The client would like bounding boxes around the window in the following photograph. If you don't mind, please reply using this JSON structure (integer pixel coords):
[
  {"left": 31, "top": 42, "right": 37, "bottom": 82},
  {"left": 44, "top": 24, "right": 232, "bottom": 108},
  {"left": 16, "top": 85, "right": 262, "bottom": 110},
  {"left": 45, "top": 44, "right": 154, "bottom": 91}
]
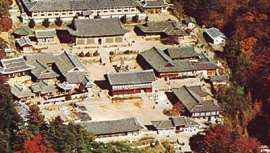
[
  {"left": 111, "top": 10, "right": 115, "bottom": 12},
  {"left": 124, "top": 9, "right": 128, "bottom": 12},
  {"left": 62, "top": 12, "right": 66, "bottom": 15},
  {"left": 87, "top": 38, "right": 95, "bottom": 44},
  {"left": 117, "top": 10, "right": 122, "bottom": 12},
  {"left": 48, "top": 13, "right": 52, "bottom": 16},
  {"left": 76, "top": 39, "right": 85, "bottom": 45},
  {"left": 115, "top": 37, "right": 123, "bottom": 43},
  {"left": 41, "top": 14, "right": 45, "bottom": 16},
  {"left": 69, "top": 12, "right": 73, "bottom": 15},
  {"left": 55, "top": 13, "right": 59, "bottom": 16},
  {"left": 105, "top": 38, "right": 114, "bottom": 43}
]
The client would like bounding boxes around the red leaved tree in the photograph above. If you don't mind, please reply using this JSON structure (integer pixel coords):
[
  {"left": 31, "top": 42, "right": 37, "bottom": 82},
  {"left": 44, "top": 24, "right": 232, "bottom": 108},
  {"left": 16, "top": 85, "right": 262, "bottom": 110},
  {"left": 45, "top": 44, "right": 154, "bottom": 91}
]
[
  {"left": 15, "top": 134, "right": 55, "bottom": 153},
  {"left": 0, "top": 17, "right": 12, "bottom": 32}
]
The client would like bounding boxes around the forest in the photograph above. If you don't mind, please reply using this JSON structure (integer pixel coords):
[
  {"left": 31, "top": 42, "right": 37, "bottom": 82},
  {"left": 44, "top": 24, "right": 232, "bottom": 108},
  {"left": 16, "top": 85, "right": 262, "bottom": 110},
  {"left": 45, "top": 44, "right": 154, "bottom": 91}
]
[
  {"left": 0, "top": 0, "right": 270, "bottom": 152},
  {"left": 172, "top": 0, "right": 270, "bottom": 152},
  {"left": 0, "top": 1, "right": 144, "bottom": 153}
]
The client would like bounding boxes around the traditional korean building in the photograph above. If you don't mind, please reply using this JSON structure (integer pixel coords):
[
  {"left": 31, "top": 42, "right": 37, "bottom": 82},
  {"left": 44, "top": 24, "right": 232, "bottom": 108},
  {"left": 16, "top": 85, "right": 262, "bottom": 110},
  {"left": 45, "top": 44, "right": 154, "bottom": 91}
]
[
  {"left": 204, "top": 27, "right": 226, "bottom": 45},
  {"left": 137, "top": 47, "right": 220, "bottom": 79},
  {"left": 19, "top": 0, "right": 145, "bottom": 24},
  {"left": 10, "top": 84, "right": 35, "bottom": 101},
  {"left": 68, "top": 18, "right": 128, "bottom": 48},
  {"left": 208, "top": 75, "right": 229, "bottom": 87},
  {"left": 16, "top": 37, "right": 33, "bottom": 53},
  {"left": 34, "top": 29, "right": 58, "bottom": 45},
  {"left": 106, "top": 70, "right": 156, "bottom": 96},
  {"left": 139, "top": 0, "right": 171, "bottom": 14},
  {"left": 55, "top": 51, "right": 93, "bottom": 97},
  {"left": 0, "top": 57, "right": 33, "bottom": 78},
  {"left": 25, "top": 53, "right": 60, "bottom": 81},
  {"left": 151, "top": 119, "right": 174, "bottom": 135},
  {"left": 172, "top": 85, "right": 221, "bottom": 118},
  {"left": 151, "top": 117, "right": 200, "bottom": 134},
  {"left": 30, "top": 81, "right": 58, "bottom": 97},
  {"left": 6, "top": 51, "right": 93, "bottom": 102},
  {"left": 78, "top": 118, "right": 143, "bottom": 138},
  {"left": 134, "top": 21, "right": 187, "bottom": 43}
]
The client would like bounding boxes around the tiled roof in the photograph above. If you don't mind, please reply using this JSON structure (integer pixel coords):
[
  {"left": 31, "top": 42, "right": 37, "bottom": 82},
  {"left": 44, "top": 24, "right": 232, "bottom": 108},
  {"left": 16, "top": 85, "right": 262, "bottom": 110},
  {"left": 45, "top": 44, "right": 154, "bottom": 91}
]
[
  {"left": 171, "top": 117, "right": 199, "bottom": 127},
  {"left": 30, "top": 81, "right": 57, "bottom": 94},
  {"left": 79, "top": 118, "right": 143, "bottom": 135},
  {"left": 151, "top": 117, "right": 200, "bottom": 129},
  {"left": 135, "top": 21, "right": 187, "bottom": 36},
  {"left": 205, "top": 27, "right": 226, "bottom": 39},
  {"left": 106, "top": 70, "right": 156, "bottom": 86},
  {"left": 68, "top": 18, "right": 128, "bottom": 37},
  {"left": 151, "top": 120, "right": 174, "bottom": 129},
  {"left": 35, "top": 29, "right": 56, "bottom": 39},
  {"left": 10, "top": 84, "right": 34, "bottom": 98},
  {"left": 142, "top": 0, "right": 168, "bottom": 8},
  {"left": 165, "top": 47, "right": 199, "bottom": 60},
  {"left": 56, "top": 51, "right": 87, "bottom": 76},
  {"left": 139, "top": 47, "right": 219, "bottom": 73},
  {"left": 21, "top": 0, "right": 137, "bottom": 12},
  {"left": 25, "top": 53, "right": 59, "bottom": 80},
  {"left": 209, "top": 75, "right": 228, "bottom": 82},
  {"left": 172, "top": 86, "right": 221, "bottom": 113},
  {"left": 0, "top": 57, "right": 32, "bottom": 75},
  {"left": 16, "top": 37, "right": 32, "bottom": 47}
]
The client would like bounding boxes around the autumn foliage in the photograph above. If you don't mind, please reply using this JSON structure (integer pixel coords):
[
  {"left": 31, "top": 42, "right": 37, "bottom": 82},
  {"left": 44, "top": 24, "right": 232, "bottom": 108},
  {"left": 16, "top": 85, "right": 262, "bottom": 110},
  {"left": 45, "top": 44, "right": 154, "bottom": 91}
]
[
  {"left": 16, "top": 134, "right": 55, "bottom": 153},
  {"left": 190, "top": 125, "right": 261, "bottom": 153},
  {"left": 0, "top": 17, "right": 12, "bottom": 32},
  {"left": 0, "top": 0, "right": 13, "bottom": 32},
  {"left": 175, "top": 0, "right": 270, "bottom": 145}
]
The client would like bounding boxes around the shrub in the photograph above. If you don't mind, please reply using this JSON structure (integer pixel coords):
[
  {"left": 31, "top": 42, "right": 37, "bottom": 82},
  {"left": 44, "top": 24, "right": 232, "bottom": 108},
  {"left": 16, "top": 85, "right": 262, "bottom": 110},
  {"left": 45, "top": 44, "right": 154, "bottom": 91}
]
[
  {"left": 55, "top": 17, "right": 63, "bottom": 27},
  {"left": 28, "top": 19, "right": 35, "bottom": 28},
  {"left": 42, "top": 19, "right": 50, "bottom": 28}
]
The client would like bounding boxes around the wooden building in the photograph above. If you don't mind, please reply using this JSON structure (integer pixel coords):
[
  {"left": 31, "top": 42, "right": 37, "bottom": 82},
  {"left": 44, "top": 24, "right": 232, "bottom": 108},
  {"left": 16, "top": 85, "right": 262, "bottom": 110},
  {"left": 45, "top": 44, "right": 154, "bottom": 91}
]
[
  {"left": 78, "top": 118, "right": 143, "bottom": 138},
  {"left": 172, "top": 85, "right": 221, "bottom": 118},
  {"left": 208, "top": 75, "right": 229, "bottom": 87},
  {"left": 106, "top": 70, "right": 156, "bottom": 96},
  {"left": 151, "top": 117, "right": 200, "bottom": 134},
  {"left": 137, "top": 47, "right": 220, "bottom": 79},
  {"left": 139, "top": 0, "right": 171, "bottom": 14},
  {"left": 134, "top": 21, "right": 187, "bottom": 44},
  {"left": 34, "top": 29, "right": 58, "bottom": 45},
  {"left": 16, "top": 37, "right": 33, "bottom": 53},
  {"left": 19, "top": 0, "right": 145, "bottom": 24},
  {"left": 204, "top": 27, "right": 226, "bottom": 45},
  {"left": 0, "top": 57, "right": 32, "bottom": 78},
  {"left": 68, "top": 18, "right": 128, "bottom": 48},
  {"left": 6, "top": 51, "right": 93, "bottom": 102}
]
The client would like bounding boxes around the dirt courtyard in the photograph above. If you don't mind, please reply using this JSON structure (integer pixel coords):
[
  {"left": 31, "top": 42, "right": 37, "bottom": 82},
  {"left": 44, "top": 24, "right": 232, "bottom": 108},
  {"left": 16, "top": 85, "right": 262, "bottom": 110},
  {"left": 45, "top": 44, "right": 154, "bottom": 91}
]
[{"left": 81, "top": 97, "right": 170, "bottom": 125}]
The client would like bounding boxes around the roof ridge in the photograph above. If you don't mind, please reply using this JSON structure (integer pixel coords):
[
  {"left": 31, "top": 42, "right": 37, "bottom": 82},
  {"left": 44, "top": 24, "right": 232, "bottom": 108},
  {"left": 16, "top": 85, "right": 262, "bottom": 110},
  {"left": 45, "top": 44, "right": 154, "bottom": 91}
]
[
  {"left": 184, "top": 85, "right": 202, "bottom": 104},
  {"left": 153, "top": 47, "right": 175, "bottom": 66}
]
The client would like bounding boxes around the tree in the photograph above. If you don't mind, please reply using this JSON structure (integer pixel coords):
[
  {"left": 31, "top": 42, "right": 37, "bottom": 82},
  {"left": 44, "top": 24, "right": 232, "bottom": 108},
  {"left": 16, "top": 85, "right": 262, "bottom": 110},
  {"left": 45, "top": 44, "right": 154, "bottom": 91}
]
[
  {"left": 55, "top": 17, "right": 63, "bottom": 27},
  {"left": 145, "top": 16, "right": 149, "bottom": 22},
  {"left": 28, "top": 19, "right": 35, "bottom": 28},
  {"left": 0, "top": 0, "right": 12, "bottom": 17},
  {"left": 26, "top": 105, "right": 47, "bottom": 134},
  {"left": 42, "top": 19, "right": 50, "bottom": 28},
  {"left": 132, "top": 15, "right": 139, "bottom": 23},
  {"left": 0, "top": 17, "right": 12, "bottom": 32},
  {"left": 189, "top": 125, "right": 260, "bottom": 153},
  {"left": 42, "top": 116, "right": 95, "bottom": 153},
  {"left": 120, "top": 15, "right": 127, "bottom": 23},
  {"left": 15, "top": 134, "right": 55, "bottom": 153}
]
